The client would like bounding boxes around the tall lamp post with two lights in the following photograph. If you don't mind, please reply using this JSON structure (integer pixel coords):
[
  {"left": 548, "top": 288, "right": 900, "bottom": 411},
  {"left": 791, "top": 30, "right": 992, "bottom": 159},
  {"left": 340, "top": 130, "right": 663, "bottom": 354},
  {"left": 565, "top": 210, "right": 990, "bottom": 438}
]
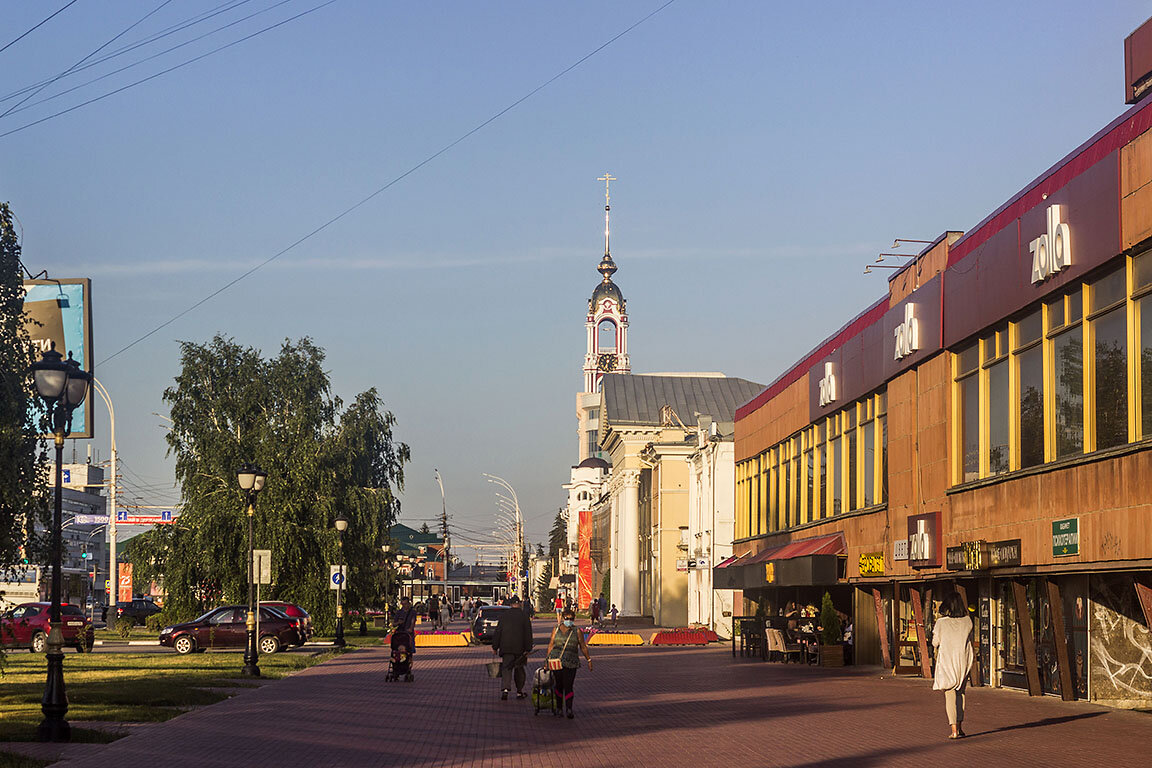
[
  {"left": 29, "top": 344, "right": 91, "bottom": 743},
  {"left": 334, "top": 512, "right": 348, "bottom": 648},
  {"left": 237, "top": 464, "right": 266, "bottom": 677}
]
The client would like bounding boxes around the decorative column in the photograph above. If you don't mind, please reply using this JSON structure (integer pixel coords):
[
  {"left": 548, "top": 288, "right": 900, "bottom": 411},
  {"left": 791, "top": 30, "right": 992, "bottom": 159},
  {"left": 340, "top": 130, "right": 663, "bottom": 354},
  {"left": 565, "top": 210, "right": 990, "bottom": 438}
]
[{"left": 620, "top": 471, "right": 641, "bottom": 616}]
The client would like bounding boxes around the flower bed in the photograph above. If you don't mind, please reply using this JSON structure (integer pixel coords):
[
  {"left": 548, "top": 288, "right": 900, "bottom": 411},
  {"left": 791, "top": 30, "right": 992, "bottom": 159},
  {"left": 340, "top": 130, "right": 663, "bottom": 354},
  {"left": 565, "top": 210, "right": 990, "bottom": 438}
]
[
  {"left": 650, "top": 628, "right": 718, "bottom": 645},
  {"left": 586, "top": 631, "right": 644, "bottom": 646},
  {"left": 383, "top": 631, "right": 471, "bottom": 647}
]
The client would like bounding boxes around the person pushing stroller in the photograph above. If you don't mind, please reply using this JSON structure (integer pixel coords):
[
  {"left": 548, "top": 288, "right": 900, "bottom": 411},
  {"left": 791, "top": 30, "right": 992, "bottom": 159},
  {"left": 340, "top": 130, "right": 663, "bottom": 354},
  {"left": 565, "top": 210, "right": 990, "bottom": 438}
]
[{"left": 388, "top": 595, "right": 418, "bottom": 682}]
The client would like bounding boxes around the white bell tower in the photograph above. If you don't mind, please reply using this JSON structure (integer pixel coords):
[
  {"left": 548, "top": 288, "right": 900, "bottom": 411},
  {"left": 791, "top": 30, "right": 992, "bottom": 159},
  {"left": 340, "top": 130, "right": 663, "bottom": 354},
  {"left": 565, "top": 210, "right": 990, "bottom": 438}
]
[{"left": 583, "top": 173, "right": 630, "bottom": 394}]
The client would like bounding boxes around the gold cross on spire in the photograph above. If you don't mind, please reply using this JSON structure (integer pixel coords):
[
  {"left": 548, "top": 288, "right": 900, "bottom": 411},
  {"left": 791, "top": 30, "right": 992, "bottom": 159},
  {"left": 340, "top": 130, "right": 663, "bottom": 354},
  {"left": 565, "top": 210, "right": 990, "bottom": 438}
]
[{"left": 597, "top": 172, "right": 616, "bottom": 256}]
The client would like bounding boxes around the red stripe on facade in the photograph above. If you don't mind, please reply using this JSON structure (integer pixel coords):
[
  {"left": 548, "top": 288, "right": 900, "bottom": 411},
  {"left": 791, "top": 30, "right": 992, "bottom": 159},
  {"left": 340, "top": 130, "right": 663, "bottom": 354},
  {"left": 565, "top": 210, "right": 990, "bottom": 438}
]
[
  {"left": 736, "top": 299, "right": 888, "bottom": 421},
  {"left": 948, "top": 98, "right": 1152, "bottom": 267}
]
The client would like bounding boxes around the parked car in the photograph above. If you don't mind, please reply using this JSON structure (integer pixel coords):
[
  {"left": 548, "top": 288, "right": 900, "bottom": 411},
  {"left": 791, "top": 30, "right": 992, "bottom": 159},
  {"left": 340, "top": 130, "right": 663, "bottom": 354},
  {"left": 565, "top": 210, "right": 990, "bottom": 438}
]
[
  {"left": 116, "top": 598, "right": 162, "bottom": 625},
  {"left": 259, "top": 601, "right": 312, "bottom": 643},
  {"left": 159, "top": 605, "right": 304, "bottom": 655},
  {"left": 0, "top": 602, "right": 94, "bottom": 653},
  {"left": 471, "top": 605, "right": 511, "bottom": 644}
]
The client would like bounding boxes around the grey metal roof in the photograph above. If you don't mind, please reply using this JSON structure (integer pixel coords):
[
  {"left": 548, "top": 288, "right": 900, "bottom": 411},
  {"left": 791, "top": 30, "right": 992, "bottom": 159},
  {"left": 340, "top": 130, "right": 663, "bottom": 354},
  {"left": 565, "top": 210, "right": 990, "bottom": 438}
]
[{"left": 601, "top": 374, "right": 765, "bottom": 427}]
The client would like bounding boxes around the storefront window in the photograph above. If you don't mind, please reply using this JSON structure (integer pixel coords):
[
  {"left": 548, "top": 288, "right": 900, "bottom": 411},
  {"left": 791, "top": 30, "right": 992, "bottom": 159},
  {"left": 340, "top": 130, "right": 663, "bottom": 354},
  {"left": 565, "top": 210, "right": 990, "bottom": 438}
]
[
  {"left": 806, "top": 444, "right": 816, "bottom": 522},
  {"left": 1093, "top": 306, "right": 1128, "bottom": 449},
  {"left": 862, "top": 418, "right": 875, "bottom": 506},
  {"left": 988, "top": 358, "right": 1009, "bottom": 475},
  {"left": 1140, "top": 295, "right": 1152, "bottom": 438},
  {"left": 846, "top": 414, "right": 858, "bottom": 510},
  {"left": 960, "top": 375, "right": 979, "bottom": 481},
  {"left": 1053, "top": 326, "right": 1084, "bottom": 458},
  {"left": 830, "top": 430, "right": 842, "bottom": 516},
  {"left": 1015, "top": 308, "right": 1045, "bottom": 469},
  {"left": 790, "top": 438, "right": 800, "bottom": 526}
]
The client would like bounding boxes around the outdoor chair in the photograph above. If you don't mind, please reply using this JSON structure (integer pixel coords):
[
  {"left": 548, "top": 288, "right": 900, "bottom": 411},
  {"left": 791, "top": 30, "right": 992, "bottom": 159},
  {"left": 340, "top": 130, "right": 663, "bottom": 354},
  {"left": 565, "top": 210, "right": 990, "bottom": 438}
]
[
  {"left": 771, "top": 629, "right": 803, "bottom": 663},
  {"left": 739, "top": 619, "right": 766, "bottom": 659}
]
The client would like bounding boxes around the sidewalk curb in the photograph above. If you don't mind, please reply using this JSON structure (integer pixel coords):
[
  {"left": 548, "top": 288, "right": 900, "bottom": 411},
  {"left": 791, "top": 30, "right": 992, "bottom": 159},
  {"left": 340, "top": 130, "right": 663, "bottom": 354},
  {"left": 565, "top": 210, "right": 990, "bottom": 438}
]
[{"left": 93, "top": 640, "right": 158, "bottom": 646}]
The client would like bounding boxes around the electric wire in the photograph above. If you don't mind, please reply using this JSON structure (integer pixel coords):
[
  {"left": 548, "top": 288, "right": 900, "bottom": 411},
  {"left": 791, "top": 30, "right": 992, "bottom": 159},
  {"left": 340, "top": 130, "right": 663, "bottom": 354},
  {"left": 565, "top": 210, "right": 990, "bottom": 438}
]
[
  {"left": 90, "top": 0, "right": 678, "bottom": 366},
  {"left": 4, "top": 0, "right": 292, "bottom": 115},
  {"left": 0, "top": 0, "right": 253, "bottom": 103},
  {"left": 0, "top": 0, "right": 334, "bottom": 137},
  {"left": 0, "top": 0, "right": 81, "bottom": 56},
  {"left": 0, "top": 0, "right": 176, "bottom": 120}
]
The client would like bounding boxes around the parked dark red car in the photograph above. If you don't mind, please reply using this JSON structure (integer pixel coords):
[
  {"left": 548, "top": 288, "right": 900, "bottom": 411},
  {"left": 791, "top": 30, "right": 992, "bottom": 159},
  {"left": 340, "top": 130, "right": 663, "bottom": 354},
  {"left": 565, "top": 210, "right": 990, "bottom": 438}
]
[
  {"left": 259, "top": 601, "right": 313, "bottom": 643},
  {"left": 0, "top": 602, "right": 94, "bottom": 653},
  {"left": 158, "top": 605, "right": 303, "bottom": 655}
]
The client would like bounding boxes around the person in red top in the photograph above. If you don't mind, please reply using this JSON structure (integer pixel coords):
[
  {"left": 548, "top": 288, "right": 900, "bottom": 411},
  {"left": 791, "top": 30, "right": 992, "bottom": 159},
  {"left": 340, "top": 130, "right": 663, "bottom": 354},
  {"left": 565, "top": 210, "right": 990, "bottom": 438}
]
[{"left": 553, "top": 592, "right": 564, "bottom": 624}]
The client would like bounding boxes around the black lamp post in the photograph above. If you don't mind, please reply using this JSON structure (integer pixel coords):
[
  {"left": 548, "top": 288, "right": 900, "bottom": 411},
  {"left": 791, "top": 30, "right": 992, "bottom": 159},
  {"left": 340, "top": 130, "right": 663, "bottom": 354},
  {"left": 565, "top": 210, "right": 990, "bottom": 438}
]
[
  {"left": 237, "top": 463, "right": 266, "bottom": 676},
  {"left": 334, "top": 512, "right": 348, "bottom": 648},
  {"left": 29, "top": 344, "right": 91, "bottom": 743}
]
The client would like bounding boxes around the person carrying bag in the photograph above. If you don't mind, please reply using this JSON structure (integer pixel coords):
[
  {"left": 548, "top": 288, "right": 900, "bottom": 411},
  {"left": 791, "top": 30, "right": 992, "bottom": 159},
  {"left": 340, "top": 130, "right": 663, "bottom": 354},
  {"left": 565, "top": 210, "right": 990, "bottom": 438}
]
[{"left": 545, "top": 608, "right": 593, "bottom": 719}]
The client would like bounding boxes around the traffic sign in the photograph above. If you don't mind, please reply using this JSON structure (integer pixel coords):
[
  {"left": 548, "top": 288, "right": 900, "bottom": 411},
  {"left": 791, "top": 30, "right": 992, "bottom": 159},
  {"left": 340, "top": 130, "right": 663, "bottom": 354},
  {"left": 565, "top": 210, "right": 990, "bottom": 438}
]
[
  {"left": 253, "top": 550, "right": 272, "bottom": 585},
  {"left": 118, "top": 515, "right": 177, "bottom": 526},
  {"left": 73, "top": 514, "right": 108, "bottom": 525},
  {"left": 329, "top": 565, "right": 346, "bottom": 590}
]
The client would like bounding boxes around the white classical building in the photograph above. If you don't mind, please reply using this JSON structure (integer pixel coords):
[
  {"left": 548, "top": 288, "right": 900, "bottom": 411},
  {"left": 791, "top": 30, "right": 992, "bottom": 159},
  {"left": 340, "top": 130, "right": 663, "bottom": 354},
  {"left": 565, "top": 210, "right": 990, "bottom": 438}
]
[{"left": 687, "top": 417, "right": 738, "bottom": 639}]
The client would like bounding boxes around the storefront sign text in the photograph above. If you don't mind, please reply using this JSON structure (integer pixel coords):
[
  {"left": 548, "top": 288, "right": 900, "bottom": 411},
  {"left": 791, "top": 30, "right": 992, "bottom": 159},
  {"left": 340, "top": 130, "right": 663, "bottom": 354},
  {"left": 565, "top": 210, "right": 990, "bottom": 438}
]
[
  {"left": 764, "top": 562, "right": 776, "bottom": 584},
  {"left": 1052, "top": 518, "right": 1079, "bottom": 557},
  {"left": 893, "top": 303, "right": 919, "bottom": 360},
  {"left": 818, "top": 362, "right": 837, "bottom": 407},
  {"left": 1030, "top": 204, "right": 1072, "bottom": 285},
  {"left": 859, "top": 551, "right": 885, "bottom": 577},
  {"left": 893, "top": 539, "right": 908, "bottom": 561},
  {"left": 987, "top": 539, "right": 1021, "bottom": 567}
]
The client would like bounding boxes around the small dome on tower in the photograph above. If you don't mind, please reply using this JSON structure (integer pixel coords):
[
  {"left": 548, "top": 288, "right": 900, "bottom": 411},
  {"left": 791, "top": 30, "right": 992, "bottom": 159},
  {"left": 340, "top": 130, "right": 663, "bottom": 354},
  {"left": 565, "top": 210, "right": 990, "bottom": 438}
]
[
  {"left": 576, "top": 456, "right": 610, "bottom": 470},
  {"left": 590, "top": 278, "right": 625, "bottom": 313}
]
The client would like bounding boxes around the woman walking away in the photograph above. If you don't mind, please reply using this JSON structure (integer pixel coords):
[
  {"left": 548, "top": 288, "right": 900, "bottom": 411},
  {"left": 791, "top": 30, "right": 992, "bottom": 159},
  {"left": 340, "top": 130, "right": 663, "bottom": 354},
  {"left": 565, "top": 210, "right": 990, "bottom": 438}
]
[
  {"left": 932, "top": 591, "right": 975, "bottom": 739},
  {"left": 546, "top": 609, "right": 593, "bottom": 719}
]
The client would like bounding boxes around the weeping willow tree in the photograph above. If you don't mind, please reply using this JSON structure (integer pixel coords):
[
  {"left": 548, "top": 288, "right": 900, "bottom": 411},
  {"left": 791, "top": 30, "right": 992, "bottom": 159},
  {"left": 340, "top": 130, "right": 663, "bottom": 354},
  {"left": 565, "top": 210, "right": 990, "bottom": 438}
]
[{"left": 131, "top": 335, "right": 409, "bottom": 632}]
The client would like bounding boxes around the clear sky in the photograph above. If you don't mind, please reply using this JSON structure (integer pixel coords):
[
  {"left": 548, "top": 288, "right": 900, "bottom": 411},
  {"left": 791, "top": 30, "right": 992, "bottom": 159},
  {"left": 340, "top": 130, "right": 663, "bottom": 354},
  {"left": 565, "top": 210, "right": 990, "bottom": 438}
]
[{"left": 4, "top": 1, "right": 1149, "bottom": 555}]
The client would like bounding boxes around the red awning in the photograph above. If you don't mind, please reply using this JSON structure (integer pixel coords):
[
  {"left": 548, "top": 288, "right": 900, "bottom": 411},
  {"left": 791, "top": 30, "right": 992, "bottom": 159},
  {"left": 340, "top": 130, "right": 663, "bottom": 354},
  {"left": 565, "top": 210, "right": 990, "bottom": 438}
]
[
  {"left": 744, "top": 545, "right": 786, "bottom": 565},
  {"left": 768, "top": 533, "right": 845, "bottom": 560},
  {"left": 713, "top": 553, "right": 746, "bottom": 570}
]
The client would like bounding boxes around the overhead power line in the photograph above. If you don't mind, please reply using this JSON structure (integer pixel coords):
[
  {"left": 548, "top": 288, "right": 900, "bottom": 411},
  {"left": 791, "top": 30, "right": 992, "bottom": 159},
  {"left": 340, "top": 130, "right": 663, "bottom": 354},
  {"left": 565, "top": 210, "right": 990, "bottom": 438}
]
[
  {"left": 0, "top": 0, "right": 81, "bottom": 56},
  {"left": 93, "top": 0, "right": 678, "bottom": 366},
  {"left": 0, "top": 0, "right": 176, "bottom": 120},
  {"left": 0, "top": 0, "right": 332, "bottom": 136},
  {"left": 0, "top": 0, "right": 259, "bottom": 105}
]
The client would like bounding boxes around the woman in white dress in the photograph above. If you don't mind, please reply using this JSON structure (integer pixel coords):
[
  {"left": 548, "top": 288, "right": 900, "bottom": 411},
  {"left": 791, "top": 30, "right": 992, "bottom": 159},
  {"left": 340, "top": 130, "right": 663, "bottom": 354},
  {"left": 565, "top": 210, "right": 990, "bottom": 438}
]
[{"left": 932, "top": 591, "right": 975, "bottom": 739}]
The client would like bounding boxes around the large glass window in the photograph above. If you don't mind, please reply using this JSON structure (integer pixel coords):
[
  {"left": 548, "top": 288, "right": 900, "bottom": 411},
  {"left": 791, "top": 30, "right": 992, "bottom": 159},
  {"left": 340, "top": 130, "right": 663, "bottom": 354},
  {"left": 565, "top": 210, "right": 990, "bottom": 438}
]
[
  {"left": 1015, "top": 309, "right": 1045, "bottom": 469},
  {"left": 1140, "top": 295, "right": 1152, "bottom": 437},
  {"left": 846, "top": 412, "right": 858, "bottom": 510},
  {"left": 861, "top": 417, "right": 876, "bottom": 506},
  {"left": 956, "top": 342, "right": 980, "bottom": 482},
  {"left": 1091, "top": 268, "right": 1128, "bottom": 450},
  {"left": 1053, "top": 326, "right": 1084, "bottom": 458},
  {"left": 988, "top": 360, "right": 1009, "bottom": 474}
]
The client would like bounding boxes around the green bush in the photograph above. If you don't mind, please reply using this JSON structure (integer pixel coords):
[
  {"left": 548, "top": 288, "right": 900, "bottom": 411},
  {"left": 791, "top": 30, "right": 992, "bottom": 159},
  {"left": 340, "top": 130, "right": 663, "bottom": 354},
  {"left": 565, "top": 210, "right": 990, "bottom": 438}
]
[
  {"left": 145, "top": 614, "right": 166, "bottom": 632},
  {"left": 115, "top": 618, "right": 135, "bottom": 639},
  {"left": 819, "top": 592, "right": 842, "bottom": 645}
]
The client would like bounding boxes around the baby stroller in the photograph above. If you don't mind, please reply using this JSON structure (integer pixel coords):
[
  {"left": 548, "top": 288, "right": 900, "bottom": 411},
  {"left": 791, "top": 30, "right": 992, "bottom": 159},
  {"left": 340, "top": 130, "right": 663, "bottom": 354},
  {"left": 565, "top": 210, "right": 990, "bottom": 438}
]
[
  {"left": 386, "top": 629, "right": 414, "bottom": 682},
  {"left": 531, "top": 666, "right": 558, "bottom": 715}
]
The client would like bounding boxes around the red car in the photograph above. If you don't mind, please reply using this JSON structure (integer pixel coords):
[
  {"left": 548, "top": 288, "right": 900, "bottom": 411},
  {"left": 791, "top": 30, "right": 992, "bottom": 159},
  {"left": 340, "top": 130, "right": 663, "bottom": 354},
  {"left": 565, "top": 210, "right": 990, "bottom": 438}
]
[
  {"left": 158, "top": 605, "right": 304, "bottom": 655},
  {"left": 0, "top": 602, "right": 94, "bottom": 653},
  {"left": 259, "top": 601, "right": 313, "bottom": 643}
]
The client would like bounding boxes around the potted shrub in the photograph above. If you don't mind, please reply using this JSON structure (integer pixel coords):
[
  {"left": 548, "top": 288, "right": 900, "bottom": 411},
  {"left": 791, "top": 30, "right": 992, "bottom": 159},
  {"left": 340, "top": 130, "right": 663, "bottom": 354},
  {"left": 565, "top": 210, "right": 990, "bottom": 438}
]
[{"left": 818, "top": 592, "right": 844, "bottom": 667}]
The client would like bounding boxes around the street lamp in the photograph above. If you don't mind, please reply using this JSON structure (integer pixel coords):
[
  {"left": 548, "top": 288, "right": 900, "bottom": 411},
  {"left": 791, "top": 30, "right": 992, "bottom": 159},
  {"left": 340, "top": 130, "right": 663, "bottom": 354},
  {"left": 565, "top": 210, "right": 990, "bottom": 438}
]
[
  {"left": 334, "top": 511, "right": 348, "bottom": 647},
  {"left": 29, "top": 344, "right": 91, "bottom": 743},
  {"left": 237, "top": 463, "right": 266, "bottom": 676}
]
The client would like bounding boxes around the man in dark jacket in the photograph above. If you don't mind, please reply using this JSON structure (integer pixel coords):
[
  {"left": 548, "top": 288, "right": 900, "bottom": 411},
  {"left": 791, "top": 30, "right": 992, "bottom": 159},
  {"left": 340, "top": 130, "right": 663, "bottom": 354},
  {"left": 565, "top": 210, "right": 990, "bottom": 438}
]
[{"left": 492, "top": 595, "right": 533, "bottom": 700}]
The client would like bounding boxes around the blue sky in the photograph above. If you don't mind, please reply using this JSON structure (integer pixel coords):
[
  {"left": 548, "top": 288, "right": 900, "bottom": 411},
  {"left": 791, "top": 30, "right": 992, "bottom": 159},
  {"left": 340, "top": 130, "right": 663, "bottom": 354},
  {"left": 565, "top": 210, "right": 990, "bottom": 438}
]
[{"left": 4, "top": 1, "right": 1149, "bottom": 555}]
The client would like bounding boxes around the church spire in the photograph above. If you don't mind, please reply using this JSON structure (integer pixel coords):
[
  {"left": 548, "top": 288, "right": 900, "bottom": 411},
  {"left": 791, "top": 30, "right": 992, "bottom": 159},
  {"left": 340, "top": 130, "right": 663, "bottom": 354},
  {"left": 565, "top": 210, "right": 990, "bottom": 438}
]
[{"left": 597, "top": 172, "right": 617, "bottom": 282}]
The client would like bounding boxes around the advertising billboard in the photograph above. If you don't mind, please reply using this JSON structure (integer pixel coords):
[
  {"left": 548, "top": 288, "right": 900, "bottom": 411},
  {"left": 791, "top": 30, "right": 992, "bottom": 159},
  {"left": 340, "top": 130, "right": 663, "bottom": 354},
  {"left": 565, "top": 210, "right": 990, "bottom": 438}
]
[{"left": 22, "top": 278, "right": 93, "bottom": 438}]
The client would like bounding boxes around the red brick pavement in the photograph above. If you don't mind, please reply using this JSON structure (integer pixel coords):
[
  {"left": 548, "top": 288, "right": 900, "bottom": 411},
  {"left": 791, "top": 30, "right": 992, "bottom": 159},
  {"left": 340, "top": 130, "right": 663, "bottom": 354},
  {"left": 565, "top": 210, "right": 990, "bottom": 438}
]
[{"left": 43, "top": 620, "right": 1152, "bottom": 767}]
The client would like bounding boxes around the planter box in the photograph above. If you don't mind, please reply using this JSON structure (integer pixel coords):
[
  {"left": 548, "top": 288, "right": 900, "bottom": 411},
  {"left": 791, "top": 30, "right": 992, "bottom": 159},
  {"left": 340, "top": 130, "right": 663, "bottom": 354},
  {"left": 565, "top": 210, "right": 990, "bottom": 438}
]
[{"left": 819, "top": 644, "right": 845, "bottom": 667}]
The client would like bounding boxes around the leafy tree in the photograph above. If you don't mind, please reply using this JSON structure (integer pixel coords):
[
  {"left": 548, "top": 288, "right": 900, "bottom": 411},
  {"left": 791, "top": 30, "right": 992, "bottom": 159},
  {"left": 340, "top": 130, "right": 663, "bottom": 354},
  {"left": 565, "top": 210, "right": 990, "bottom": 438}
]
[
  {"left": 534, "top": 542, "right": 544, "bottom": 558},
  {"left": 419, "top": 522, "right": 430, "bottom": 535},
  {"left": 0, "top": 202, "right": 47, "bottom": 577},
  {"left": 535, "top": 558, "right": 554, "bottom": 608},
  {"left": 131, "top": 336, "right": 409, "bottom": 632}
]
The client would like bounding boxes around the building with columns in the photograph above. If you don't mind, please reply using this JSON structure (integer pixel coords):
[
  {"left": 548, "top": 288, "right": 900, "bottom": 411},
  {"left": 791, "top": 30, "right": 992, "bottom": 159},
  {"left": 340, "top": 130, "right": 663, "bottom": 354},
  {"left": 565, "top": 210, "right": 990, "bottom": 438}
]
[{"left": 594, "top": 373, "right": 763, "bottom": 623}]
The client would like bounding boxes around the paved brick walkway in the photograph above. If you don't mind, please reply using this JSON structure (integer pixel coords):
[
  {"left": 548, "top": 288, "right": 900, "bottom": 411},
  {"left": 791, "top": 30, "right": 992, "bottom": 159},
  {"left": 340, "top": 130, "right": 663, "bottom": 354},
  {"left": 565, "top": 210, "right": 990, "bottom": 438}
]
[{"left": 29, "top": 620, "right": 1152, "bottom": 767}]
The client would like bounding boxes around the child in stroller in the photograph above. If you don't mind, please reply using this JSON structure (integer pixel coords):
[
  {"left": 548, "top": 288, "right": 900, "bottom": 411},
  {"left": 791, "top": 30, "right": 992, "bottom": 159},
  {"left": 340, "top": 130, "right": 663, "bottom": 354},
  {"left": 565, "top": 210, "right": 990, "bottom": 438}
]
[{"left": 386, "top": 628, "right": 414, "bottom": 682}]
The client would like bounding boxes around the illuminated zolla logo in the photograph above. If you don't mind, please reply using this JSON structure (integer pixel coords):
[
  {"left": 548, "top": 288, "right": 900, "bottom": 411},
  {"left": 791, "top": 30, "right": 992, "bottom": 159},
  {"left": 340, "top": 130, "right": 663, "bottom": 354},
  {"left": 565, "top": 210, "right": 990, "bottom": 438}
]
[
  {"left": 893, "top": 303, "right": 919, "bottom": 360},
  {"left": 817, "top": 362, "right": 837, "bottom": 407},
  {"left": 909, "top": 519, "right": 931, "bottom": 561},
  {"left": 1030, "top": 204, "right": 1072, "bottom": 285}
]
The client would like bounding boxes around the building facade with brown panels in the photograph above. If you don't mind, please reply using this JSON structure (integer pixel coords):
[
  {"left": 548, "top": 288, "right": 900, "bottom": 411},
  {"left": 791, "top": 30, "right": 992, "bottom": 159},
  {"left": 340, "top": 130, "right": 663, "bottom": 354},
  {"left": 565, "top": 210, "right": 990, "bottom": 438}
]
[{"left": 730, "top": 94, "right": 1152, "bottom": 708}]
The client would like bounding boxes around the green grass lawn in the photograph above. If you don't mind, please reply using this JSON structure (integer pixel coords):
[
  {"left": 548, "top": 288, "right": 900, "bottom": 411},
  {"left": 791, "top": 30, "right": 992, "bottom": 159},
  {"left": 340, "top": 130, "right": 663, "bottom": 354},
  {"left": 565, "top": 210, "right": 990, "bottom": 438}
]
[
  {"left": 0, "top": 646, "right": 348, "bottom": 742},
  {"left": 0, "top": 752, "right": 50, "bottom": 768}
]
